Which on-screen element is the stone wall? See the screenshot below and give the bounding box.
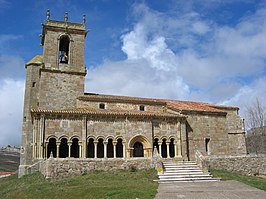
[39,158,153,178]
[77,100,164,113]
[186,114,229,159]
[39,71,84,109]
[202,154,266,177]
[45,117,83,140]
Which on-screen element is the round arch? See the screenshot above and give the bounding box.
[128,135,152,157]
[96,136,105,142]
[59,135,69,141]
[114,136,124,142]
[46,135,58,142]
[70,135,80,141]
[105,135,114,142]
[87,135,96,142]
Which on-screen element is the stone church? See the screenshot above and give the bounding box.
[19,12,246,177]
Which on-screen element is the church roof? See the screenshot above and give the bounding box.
[166,100,227,114]
[31,107,184,119]
[26,55,43,66]
[80,93,233,114]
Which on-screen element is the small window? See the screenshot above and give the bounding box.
[99,103,105,109]
[32,82,36,87]
[139,105,145,111]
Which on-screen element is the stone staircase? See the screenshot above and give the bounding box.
[155,160,220,183]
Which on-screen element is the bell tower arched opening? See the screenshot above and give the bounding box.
[59,35,70,64]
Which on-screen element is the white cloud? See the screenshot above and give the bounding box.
[0,79,24,147]
[221,77,266,127]
[87,3,266,106]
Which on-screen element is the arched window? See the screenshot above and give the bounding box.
[116,138,123,158]
[70,138,79,158]
[169,138,175,158]
[59,138,68,158]
[87,138,94,158]
[161,139,167,158]
[107,139,114,158]
[133,142,144,157]
[97,138,104,158]
[47,138,56,158]
[59,35,70,64]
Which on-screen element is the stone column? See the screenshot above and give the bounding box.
[94,141,98,158]
[68,142,72,158]
[123,141,126,158]
[39,115,45,159]
[35,118,39,158]
[127,148,131,158]
[32,117,37,158]
[104,141,107,158]
[82,116,87,158]
[158,142,162,157]
[113,141,117,158]
[166,142,170,158]
[174,141,178,158]
[180,120,187,160]
[79,141,82,158]
[44,141,48,158]
[56,142,60,158]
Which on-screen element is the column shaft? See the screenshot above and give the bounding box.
[166,142,170,158]
[104,141,107,158]
[94,142,97,158]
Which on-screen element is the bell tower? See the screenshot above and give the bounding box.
[38,11,88,109]
[19,11,88,176]
[41,11,88,72]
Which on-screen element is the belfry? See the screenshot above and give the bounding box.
[19,11,246,178]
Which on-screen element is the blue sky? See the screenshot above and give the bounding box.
[0,0,266,147]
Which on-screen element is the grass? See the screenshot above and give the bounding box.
[0,169,158,199]
[210,169,266,191]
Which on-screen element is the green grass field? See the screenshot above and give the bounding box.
[0,169,158,199]
[210,169,266,191]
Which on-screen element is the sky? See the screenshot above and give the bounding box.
[0,0,265,147]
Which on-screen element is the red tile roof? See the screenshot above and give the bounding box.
[31,108,184,119]
[165,100,226,114]
[81,93,232,114]
[32,93,237,117]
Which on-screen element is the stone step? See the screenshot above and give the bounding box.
[164,168,202,172]
[159,174,212,179]
[164,167,199,170]
[159,172,209,176]
[161,173,205,176]
[163,162,197,165]
[154,178,221,183]
[155,161,220,183]
[163,163,197,166]
[163,165,198,168]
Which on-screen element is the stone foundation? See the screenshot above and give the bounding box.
[35,158,153,178]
